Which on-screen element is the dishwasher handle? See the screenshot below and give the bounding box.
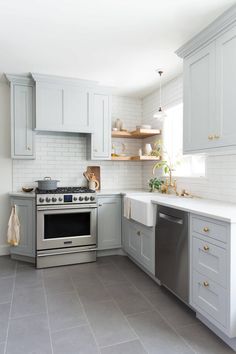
[158,212,183,225]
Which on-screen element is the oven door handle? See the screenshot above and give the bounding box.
[37,204,97,211]
[37,248,97,257]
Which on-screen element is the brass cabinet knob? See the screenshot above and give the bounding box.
[214,134,220,139]
[27,146,31,151]
[94,148,98,152]
[203,227,209,232]
[203,245,209,251]
[208,135,214,140]
[203,281,209,287]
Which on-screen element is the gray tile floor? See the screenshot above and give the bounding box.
[0,255,234,354]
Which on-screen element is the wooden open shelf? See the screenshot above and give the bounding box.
[111,156,161,161]
[112,128,161,139]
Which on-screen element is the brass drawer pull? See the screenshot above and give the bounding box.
[203,281,209,287]
[203,227,209,232]
[203,245,209,251]
[208,135,214,140]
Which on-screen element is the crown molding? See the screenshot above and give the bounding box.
[5,74,34,85]
[31,72,99,87]
[176,4,236,58]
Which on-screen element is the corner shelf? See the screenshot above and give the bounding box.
[112,128,161,139]
[111,156,161,161]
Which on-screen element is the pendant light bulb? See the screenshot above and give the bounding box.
[153,70,166,120]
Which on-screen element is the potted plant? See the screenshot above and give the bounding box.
[148,177,164,192]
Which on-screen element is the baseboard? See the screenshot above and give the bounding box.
[0,244,10,256]
[197,312,236,351]
[97,248,126,257]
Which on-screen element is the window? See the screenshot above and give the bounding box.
[163,103,205,177]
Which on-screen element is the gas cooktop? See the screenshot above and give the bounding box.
[36,186,97,205]
[35,186,96,194]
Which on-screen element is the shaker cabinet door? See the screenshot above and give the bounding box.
[183,43,216,153]
[63,87,92,132]
[91,93,111,159]
[35,83,64,131]
[10,198,35,258]
[97,196,121,250]
[12,84,35,159]
[215,26,236,148]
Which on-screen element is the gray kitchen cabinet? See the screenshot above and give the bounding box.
[123,217,155,275]
[32,73,94,133]
[90,92,111,160]
[97,196,121,250]
[177,9,236,154]
[6,75,35,159]
[9,196,35,262]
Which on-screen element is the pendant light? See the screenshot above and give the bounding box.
[153,70,167,120]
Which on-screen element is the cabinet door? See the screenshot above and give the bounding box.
[140,226,155,274]
[10,198,35,258]
[12,84,35,159]
[215,27,236,148]
[35,83,64,131]
[63,87,92,132]
[183,43,216,153]
[98,196,121,250]
[127,222,141,260]
[91,94,111,159]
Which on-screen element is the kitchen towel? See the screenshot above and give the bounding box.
[123,196,131,219]
[7,205,20,246]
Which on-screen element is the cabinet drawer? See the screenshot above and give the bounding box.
[193,237,227,287]
[192,270,227,327]
[192,216,228,243]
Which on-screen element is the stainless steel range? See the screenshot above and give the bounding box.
[36,187,97,269]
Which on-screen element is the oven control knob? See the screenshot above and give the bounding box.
[58,197,63,202]
[39,198,45,203]
[46,197,51,203]
[85,196,89,201]
[79,197,84,201]
[52,197,57,202]
[90,196,95,201]
[73,197,77,201]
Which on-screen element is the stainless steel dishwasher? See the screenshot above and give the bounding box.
[155,205,189,304]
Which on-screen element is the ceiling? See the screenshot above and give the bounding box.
[0,0,234,97]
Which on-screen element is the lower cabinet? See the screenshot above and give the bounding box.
[123,217,155,275]
[190,214,232,336]
[9,197,35,260]
[97,196,121,250]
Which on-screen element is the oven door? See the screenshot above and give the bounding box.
[37,204,97,251]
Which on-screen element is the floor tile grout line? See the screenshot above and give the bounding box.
[104,258,151,354]
[50,322,91,335]
[109,257,196,354]
[70,272,102,354]
[99,337,148,352]
[42,271,55,354]
[121,267,198,354]
[3,259,17,354]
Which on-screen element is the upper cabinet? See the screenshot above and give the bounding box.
[90,92,111,160]
[32,74,94,133]
[176,5,236,154]
[6,75,35,159]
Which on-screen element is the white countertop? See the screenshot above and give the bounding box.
[150,194,236,223]
[97,189,150,196]
[9,191,36,198]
